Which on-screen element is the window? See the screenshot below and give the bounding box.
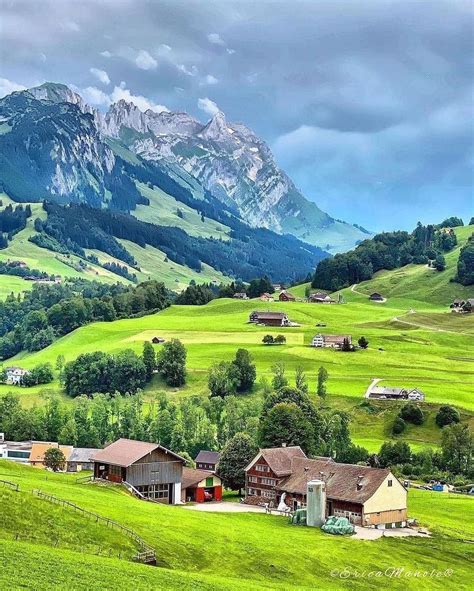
[248,487,257,496]
[261,478,276,486]
[388,479,393,487]
[205,477,214,487]
[7,450,29,459]
[109,465,121,477]
[255,464,270,473]
[248,476,258,483]
[261,490,276,499]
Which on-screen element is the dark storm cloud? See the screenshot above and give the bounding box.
[1,0,472,230]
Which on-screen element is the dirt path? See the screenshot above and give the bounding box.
[364,378,382,398]
[392,314,470,335]
[181,502,265,513]
[351,283,386,302]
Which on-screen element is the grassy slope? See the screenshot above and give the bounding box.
[3,293,473,450]
[0,461,472,591]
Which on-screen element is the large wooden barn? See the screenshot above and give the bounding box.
[92,438,186,504]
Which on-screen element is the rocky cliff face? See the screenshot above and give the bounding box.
[0,83,370,250]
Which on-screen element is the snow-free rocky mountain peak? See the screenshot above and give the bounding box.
[0,82,370,251]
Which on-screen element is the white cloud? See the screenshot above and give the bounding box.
[135,50,157,70]
[0,77,26,98]
[202,74,218,85]
[80,86,111,106]
[61,21,80,32]
[100,50,112,58]
[226,48,236,55]
[207,33,225,46]
[111,82,168,113]
[90,67,110,85]
[176,63,198,77]
[198,97,220,116]
[158,44,172,54]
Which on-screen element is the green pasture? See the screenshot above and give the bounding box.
[0,460,472,590]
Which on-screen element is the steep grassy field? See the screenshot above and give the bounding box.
[0,461,472,591]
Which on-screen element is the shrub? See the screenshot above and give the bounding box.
[400,403,424,425]
[435,405,460,428]
[392,417,406,434]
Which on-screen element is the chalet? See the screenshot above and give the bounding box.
[92,438,186,504]
[29,442,73,469]
[369,293,384,302]
[249,311,291,327]
[275,456,407,528]
[308,292,334,304]
[5,367,30,385]
[0,435,32,463]
[245,447,407,528]
[260,293,274,302]
[272,284,283,291]
[181,468,223,502]
[279,290,296,302]
[368,386,425,401]
[450,298,474,313]
[67,447,100,472]
[151,336,165,344]
[245,445,307,502]
[233,292,249,300]
[311,334,352,349]
[195,450,220,472]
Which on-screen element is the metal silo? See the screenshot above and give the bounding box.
[306,479,326,527]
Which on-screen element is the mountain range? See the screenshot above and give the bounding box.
[0,82,369,254]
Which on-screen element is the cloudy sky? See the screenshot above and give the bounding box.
[1,0,472,231]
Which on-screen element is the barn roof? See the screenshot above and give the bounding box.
[251,311,288,320]
[69,448,101,463]
[195,450,221,464]
[277,457,392,504]
[91,438,186,467]
[182,467,221,489]
[246,446,307,476]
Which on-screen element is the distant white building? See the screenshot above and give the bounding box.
[368,386,425,401]
[311,334,352,349]
[5,367,30,385]
[0,435,32,463]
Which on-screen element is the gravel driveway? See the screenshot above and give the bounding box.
[181,501,266,513]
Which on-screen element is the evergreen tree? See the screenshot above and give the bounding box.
[317,366,328,399]
[142,341,156,381]
[357,336,369,349]
[434,253,446,271]
[232,348,256,392]
[435,405,460,428]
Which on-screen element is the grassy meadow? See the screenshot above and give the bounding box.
[0,460,472,591]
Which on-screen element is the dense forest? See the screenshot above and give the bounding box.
[456,233,474,286]
[0,279,170,360]
[312,221,460,291]
[38,202,324,283]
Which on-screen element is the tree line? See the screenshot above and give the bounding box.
[312,221,459,291]
[0,279,170,360]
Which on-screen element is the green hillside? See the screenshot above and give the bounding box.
[3,290,473,450]
[1,461,473,591]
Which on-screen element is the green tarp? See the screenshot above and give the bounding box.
[321,516,355,535]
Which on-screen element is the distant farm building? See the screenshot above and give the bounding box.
[368,386,425,401]
[450,298,474,313]
[67,447,100,472]
[279,290,296,302]
[249,311,291,327]
[29,442,73,469]
[245,446,407,528]
[311,334,352,349]
[369,293,384,301]
[0,435,32,463]
[5,367,30,385]
[260,293,274,302]
[308,292,335,304]
[233,292,249,300]
[151,336,165,344]
[181,468,223,502]
[195,450,220,472]
[92,438,186,504]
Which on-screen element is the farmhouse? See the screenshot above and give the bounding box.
[195,450,220,472]
[279,290,296,302]
[233,292,249,300]
[308,292,335,304]
[67,447,101,472]
[5,366,30,385]
[181,468,223,502]
[249,311,291,326]
[368,386,425,401]
[311,334,352,349]
[0,435,32,463]
[260,293,274,302]
[92,438,186,504]
[369,292,384,301]
[245,447,407,528]
[151,336,165,344]
[29,442,73,469]
[450,298,474,313]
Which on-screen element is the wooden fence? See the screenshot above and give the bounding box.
[0,479,19,491]
[28,488,157,564]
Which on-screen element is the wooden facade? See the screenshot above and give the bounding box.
[245,456,280,501]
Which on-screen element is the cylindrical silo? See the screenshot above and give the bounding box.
[306,479,326,527]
